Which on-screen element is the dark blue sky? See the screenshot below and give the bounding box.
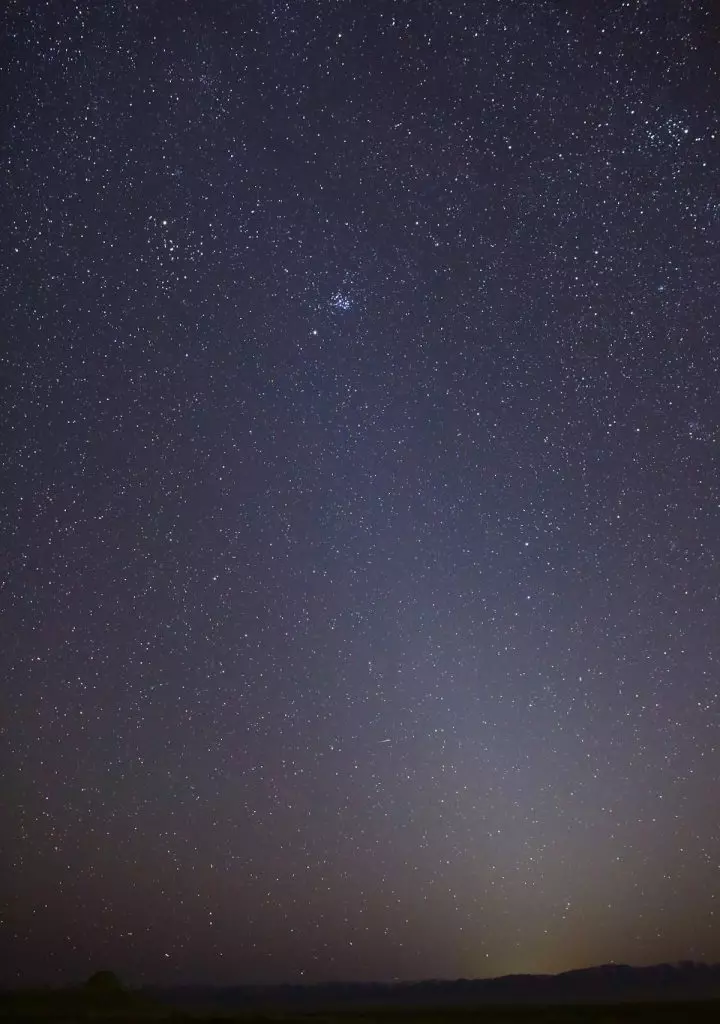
[2,0,718,987]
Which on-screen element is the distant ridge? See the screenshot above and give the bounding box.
[152,961,720,1008]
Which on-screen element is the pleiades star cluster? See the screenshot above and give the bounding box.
[1,0,718,988]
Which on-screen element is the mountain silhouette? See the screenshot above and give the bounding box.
[152,961,720,1009]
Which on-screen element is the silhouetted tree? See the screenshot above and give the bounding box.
[85,971,124,994]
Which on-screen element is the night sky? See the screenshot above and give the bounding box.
[2,0,719,989]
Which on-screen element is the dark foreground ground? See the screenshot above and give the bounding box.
[6,964,720,1021]
[173,1005,720,1023]
[304,1006,720,1023]
[3,996,720,1024]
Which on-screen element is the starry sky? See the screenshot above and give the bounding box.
[1,0,719,989]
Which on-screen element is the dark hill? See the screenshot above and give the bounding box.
[151,961,720,1010]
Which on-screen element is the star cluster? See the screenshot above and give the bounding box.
[1,0,718,988]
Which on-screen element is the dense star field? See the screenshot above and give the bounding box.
[1,0,719,989]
